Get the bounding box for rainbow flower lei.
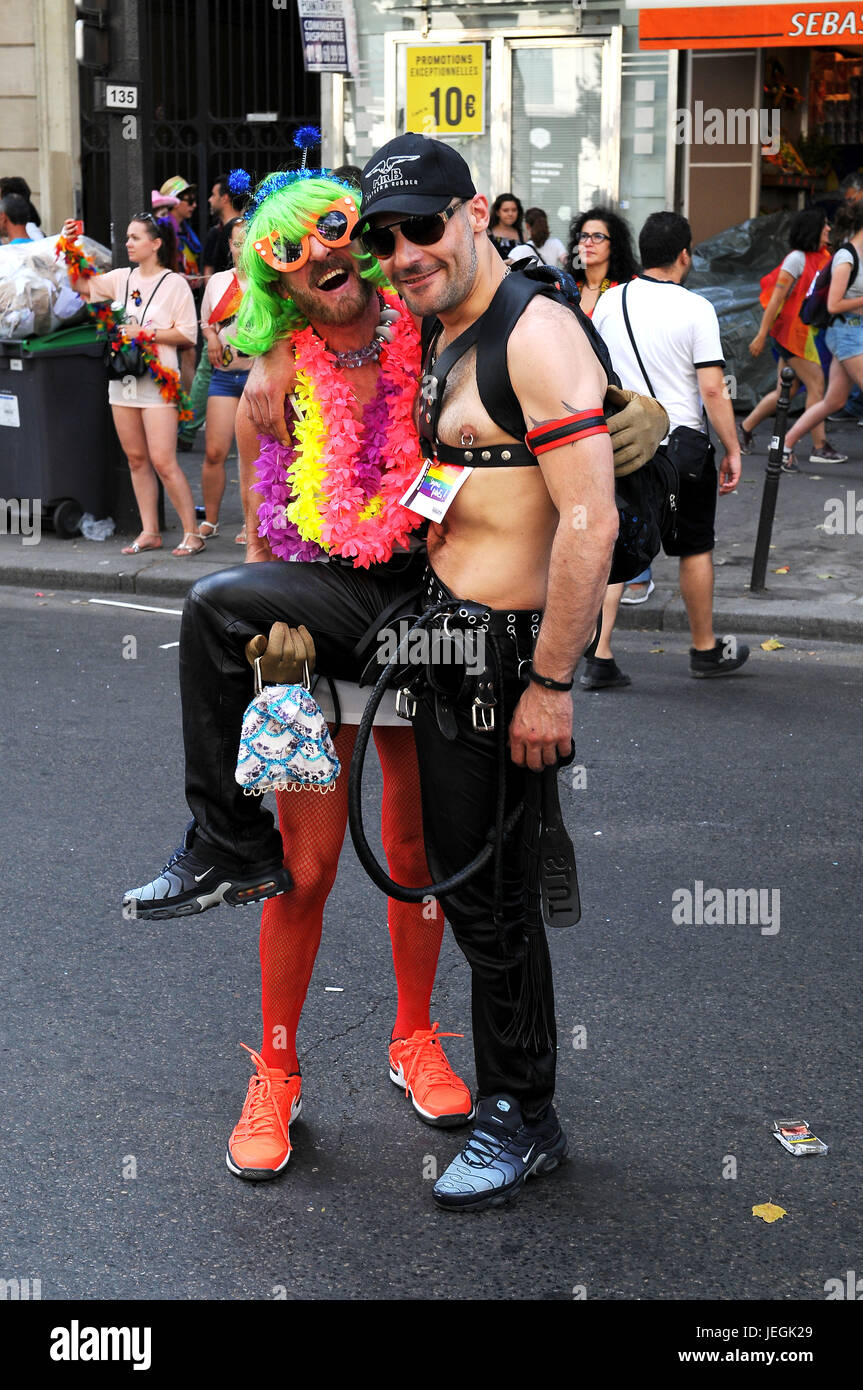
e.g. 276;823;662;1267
56;233;193;420
254;292;424;568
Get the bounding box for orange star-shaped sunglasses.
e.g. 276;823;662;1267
252;193;359;272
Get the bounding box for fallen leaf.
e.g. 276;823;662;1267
809;474;822;480
649;647;664;653
816;574;836;580
773;565;790;574
752;1202;787;1224
761;638;785;651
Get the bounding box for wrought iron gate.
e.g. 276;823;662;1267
79;0;320;247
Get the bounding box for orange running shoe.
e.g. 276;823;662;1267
389;1022;474;1128
226;1043;302;1181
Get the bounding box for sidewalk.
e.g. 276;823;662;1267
1;420;862;642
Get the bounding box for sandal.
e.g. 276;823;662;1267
172;532;207;557
235;525;247;546
196;520;220;539
121;532;162;555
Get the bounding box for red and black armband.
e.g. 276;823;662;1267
525;409;609;456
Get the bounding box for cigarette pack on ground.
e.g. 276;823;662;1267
772;1118;828;1156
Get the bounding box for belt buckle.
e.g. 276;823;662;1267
471;697;495;732
396;686;417;720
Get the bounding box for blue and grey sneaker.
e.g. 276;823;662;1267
432;1094;567;1211
123;822;293;921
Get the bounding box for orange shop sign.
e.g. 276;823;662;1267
639;3;863;49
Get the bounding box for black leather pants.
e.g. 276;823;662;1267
179;552;425;868
179;552;556;1118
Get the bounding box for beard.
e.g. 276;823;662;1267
286;258;375;326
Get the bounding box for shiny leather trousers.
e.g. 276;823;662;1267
179;554;556;1119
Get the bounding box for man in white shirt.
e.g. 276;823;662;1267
588;211;749;684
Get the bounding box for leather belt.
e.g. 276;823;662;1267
422;567;541;644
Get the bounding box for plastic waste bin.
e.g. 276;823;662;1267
0;324;129;537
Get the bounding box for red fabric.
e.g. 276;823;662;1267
257;725;443;1071
760;248;829;359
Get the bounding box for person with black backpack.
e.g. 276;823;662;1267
783;199;863;469
588;211;750;686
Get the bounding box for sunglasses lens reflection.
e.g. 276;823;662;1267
271;232;304;265
316;210;349;242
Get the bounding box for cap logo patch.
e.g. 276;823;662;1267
366;154;422;194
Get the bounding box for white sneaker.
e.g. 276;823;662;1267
620;579;655;606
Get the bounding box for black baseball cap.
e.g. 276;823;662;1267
352;133;476;239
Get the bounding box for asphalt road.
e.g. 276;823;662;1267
2;585;861;1303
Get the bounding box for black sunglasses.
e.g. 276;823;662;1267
133;212;160;226
360;200;466;260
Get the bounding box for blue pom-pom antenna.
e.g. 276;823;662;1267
293;126;321;150
228;168;252;195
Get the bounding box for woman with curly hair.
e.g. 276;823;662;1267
567;205;639;317
488;192;525;259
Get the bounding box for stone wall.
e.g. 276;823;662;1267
0;0;80;234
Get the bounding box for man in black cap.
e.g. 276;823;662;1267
344;133;618;1208
124;135;658;1211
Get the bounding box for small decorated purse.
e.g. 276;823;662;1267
235;647;341;796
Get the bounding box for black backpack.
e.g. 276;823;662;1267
800;244;859;328
419;261;676;584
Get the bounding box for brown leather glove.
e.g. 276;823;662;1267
606;386;670;477
245;622;316;686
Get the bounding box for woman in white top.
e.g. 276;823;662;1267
784;200;863;467
524;208;567;269
61;213;203;556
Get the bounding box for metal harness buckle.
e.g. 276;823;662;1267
471;696;496;732
396;686;418;720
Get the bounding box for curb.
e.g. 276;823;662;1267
596;592;863;644
4;559;862;643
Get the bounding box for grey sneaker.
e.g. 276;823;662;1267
736;422;754;455
809;444;848;464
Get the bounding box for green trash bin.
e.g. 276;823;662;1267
0;323;134;537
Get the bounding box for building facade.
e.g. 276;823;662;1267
1;2;858;253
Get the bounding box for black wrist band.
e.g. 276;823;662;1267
525;662;573;692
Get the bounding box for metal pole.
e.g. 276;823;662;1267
107;0;145;266
750;365;795;592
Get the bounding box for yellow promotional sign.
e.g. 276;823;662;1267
405;45;485;136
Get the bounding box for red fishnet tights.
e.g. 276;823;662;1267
257;724;443;1071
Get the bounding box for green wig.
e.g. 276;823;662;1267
232;174;388;356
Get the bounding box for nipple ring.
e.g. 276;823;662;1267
460;432;474;447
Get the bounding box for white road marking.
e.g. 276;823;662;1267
88;599;182;616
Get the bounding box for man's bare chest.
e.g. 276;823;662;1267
434;344;519;448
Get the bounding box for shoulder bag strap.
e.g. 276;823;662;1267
621;281;657;399
138;271;172;323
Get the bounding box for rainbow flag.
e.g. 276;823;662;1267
208;272;243;326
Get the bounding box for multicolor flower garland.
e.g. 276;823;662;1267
254;292;424;568
56;232;193;420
